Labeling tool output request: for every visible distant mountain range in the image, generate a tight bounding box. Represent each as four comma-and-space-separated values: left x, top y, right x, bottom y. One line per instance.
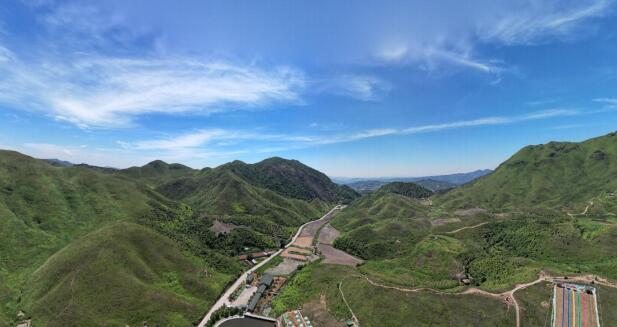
334, 169, 493, 193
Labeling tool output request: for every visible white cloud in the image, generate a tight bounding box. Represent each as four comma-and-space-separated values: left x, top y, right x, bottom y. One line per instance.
593, 97, 617, 105
479, 0, 613, 45
0, 45, 13, 62
0, 56, 305, 128
378, 45, 503, 74
374, 1, 613, 76
318, 75, 391, 101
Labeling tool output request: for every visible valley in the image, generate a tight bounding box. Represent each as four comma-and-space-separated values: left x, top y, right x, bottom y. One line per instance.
2, 131, 617, 327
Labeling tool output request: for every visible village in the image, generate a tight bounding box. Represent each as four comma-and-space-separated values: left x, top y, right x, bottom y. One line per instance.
209, 205, 362, 327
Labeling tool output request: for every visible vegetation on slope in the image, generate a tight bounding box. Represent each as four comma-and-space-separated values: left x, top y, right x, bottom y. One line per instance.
377, 182, 433, 198
156, 168, 330, 240
347, 179, 455, 193
212, 157, 359, 203
438, 131, 617, 210
0, 150, 345, 326
273, 263, 515, 327
0, 150, 159, 324
22, 223, 232, 327
119, 160, 198, 187
331, 183, 617, 292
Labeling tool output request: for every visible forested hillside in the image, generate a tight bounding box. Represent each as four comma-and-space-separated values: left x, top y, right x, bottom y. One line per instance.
0, 150, 345, 327
438, 132, 617, 211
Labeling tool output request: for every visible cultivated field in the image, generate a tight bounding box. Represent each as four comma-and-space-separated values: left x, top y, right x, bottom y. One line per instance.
553, 284, 599, 327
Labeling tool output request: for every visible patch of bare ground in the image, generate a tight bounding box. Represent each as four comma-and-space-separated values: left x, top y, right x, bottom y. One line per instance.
454, 208, 487, 216
301, 295, 346, 327
265, 258, 304, 276
318, 224, 340, 245
209, 220, 237, 235
430, 217, 461, 226
317, 244, 363, 266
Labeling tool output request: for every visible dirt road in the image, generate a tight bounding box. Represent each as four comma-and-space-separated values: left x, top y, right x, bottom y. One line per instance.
346, 272, 617, 327
444, 222, 489, 234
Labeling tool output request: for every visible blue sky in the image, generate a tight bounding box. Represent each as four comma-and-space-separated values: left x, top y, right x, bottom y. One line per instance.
1, 0, 617, 177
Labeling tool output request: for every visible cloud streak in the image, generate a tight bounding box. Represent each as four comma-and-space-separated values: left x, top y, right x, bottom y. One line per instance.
374, 0, 613, 77
479, 0, 614, 45
118, 108, 586, 159
0, 54, 305, 128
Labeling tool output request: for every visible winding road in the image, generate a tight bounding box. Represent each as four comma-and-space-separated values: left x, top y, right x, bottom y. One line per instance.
196, 205, 341, 327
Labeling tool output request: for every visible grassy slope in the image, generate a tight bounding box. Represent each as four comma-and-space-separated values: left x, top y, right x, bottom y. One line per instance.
22, 222, 230, 327
219, 157, 359, 203
330, 186, 617, 292
157, 168, 330, 240
0, 150, 341, 326
438, 132, 617, 211
273, 264, 515, 327
0, 151, 236, 326
118, 160, 198, 187
0, 150, 157, 324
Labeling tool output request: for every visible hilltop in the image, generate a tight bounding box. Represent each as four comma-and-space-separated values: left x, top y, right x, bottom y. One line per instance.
438, 131, 617, 211
0, 150, 350, 326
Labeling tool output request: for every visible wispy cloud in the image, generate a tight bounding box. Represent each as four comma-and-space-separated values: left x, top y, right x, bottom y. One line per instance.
0, 55, 305, 128
375, 43, 510, 85
377, 45, 504, 75
317, 75, 392, 101
118, 108, 586, 158
593, 97, 617, 105
478, 0, 614, 45
374, 1, 613, 78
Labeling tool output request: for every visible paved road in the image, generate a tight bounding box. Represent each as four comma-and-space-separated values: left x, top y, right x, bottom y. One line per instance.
196, 205, 341, 327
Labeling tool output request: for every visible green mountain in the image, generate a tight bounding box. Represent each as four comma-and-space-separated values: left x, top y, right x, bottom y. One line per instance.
438, 132, 617, 210
377, 182, 433, 198
0, 150, 347, 326
332, 187, 431, 260
153, 157, 357, 242
215, 157, 358, 203
22, 223, 226, 327
119, 160, 198, 186
414, 179, 457, 192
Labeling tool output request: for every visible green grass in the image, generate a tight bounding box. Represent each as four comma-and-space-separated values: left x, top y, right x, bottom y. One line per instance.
437, 131, 617, 211
20, 222, 232, 327
273, 264, 515, 327
0, 151, 156, 324
515, 282, 553, 327
597, 285, 617, 326
358, 235, 464, 289
0, 150, 341, 326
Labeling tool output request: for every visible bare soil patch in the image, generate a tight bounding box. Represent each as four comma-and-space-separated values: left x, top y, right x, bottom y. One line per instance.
210, 220, 237, 235
454, 208, 487, 216
318, 244, 363, 266
318, 224, 340, 245
292, 236, 313, 248
431, 218, 461, 226
265, 258, 304, 276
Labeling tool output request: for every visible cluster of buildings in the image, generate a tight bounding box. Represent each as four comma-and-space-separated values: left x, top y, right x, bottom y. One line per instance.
278, 310, 314, 327
247, 274, 274, 312
238, 250, 276, 266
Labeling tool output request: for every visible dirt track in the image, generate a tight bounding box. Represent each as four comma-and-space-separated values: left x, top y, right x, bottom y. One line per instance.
349, 272, 617, 327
